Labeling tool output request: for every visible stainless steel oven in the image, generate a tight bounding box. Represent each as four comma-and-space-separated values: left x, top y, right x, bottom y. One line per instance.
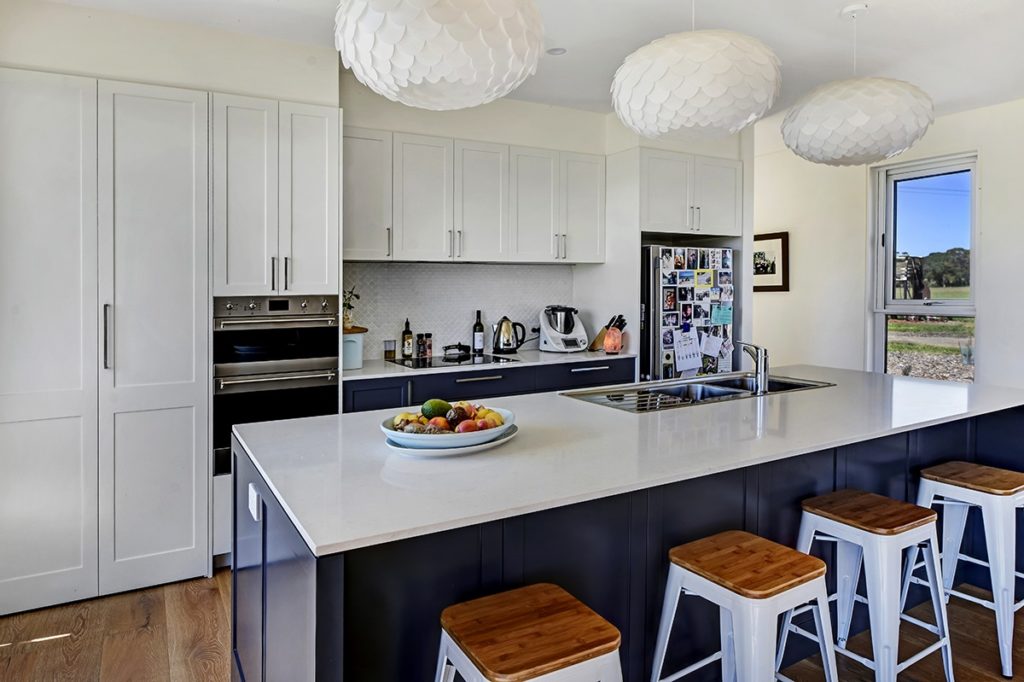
212, 295, 339, 474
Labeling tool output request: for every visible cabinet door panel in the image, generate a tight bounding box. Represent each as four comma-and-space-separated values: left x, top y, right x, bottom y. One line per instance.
342, 127, 392, 261
509, 146, 559, 261
213, 94, 278, 296
640, 149, 693, 233
393, 133, 453, 261
342, 378, 411, 413
98, 80, 209, 594
560, 152, 605, 263
455, 140, 508, 262
0, 68, 99, 614
534, 358, 635, 392
280, 102, 339, 294
693, 156, 742, 236
411, 367, 535, 403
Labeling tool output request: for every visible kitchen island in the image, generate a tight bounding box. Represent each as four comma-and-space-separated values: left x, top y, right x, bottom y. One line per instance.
232, 365, 1024, 681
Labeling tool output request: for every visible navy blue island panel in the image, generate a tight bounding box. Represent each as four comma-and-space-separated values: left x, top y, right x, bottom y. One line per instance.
232, 406, 1024, 682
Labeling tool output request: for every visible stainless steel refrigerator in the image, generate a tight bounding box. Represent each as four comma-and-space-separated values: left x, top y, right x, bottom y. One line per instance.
640, 244, 736, 381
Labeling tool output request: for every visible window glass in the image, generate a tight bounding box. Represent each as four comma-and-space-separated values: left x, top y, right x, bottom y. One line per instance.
890, 170, 972, 302
884, 315, 974, 383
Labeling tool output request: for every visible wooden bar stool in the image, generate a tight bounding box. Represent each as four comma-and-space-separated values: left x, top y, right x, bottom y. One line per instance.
650, 530, 839, 682
435, 583, 623, 682
902, 461, 1024, 678
779, 489, 954, 682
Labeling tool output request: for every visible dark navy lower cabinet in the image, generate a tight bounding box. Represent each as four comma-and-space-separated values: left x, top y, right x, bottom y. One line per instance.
342, 356, 637, 413
233, 410, 1024, 681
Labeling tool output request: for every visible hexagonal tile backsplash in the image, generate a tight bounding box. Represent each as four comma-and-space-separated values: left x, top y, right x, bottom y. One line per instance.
342, 262, 575, 359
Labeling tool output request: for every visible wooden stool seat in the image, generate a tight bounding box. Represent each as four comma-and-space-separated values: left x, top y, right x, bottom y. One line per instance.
668, 529, 825, 599
440, 583, 620, 682
801, 489, 936, 536
922, 460, 1024, 496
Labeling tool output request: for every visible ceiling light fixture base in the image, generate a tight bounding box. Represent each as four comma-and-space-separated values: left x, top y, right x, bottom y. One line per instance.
841, 4, 869, 20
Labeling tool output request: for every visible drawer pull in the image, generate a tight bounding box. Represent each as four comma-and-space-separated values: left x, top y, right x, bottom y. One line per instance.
455, 375, 503, 383
570, 366, 611, 373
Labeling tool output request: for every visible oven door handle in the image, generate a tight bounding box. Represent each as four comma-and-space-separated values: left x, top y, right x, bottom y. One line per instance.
217, 371, 337, 392
217, 316, 337, 329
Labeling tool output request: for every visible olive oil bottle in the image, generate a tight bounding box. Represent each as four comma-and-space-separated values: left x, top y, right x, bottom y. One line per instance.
401, 319, 414, 359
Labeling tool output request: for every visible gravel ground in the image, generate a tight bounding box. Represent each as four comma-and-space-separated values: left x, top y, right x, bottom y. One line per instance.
887, 350, 974, 383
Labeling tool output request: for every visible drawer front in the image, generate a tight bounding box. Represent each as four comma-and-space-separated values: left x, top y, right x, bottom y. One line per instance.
343, 377, 412, 413
534, 358, 636, 392
412, 366, 535, 404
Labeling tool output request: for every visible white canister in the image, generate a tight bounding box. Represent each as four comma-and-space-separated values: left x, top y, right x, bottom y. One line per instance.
342, 327, 367, 370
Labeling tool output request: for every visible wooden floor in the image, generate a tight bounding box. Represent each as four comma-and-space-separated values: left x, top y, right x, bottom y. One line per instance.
0, 570, 230, 682
0, 574, 1018, 681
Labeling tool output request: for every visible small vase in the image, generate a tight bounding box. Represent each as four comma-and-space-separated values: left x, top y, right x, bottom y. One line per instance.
342, 309, 355, 329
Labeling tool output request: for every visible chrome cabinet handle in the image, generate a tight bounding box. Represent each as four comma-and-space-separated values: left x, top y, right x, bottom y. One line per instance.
553, 233, 559, 260
217, 371, 336, 390
448, 230, 454, 257
570, 365, 610, 373
271, 256, 277, 291
103, 303, 112, 369
455, 375, 503, 383
696, 206, 702, 230
561, 234, 567, 260
689, 205, 694, 228
457, 230, 463, 257
386, 227, 392, 257
284, 256, 290, 290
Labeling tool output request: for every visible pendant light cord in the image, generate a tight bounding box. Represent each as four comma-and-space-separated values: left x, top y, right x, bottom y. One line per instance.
691, 0, 696, 31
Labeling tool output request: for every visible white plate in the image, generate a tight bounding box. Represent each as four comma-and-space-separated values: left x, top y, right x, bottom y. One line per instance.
381, 408, 515, 449
386, 425, 518, 458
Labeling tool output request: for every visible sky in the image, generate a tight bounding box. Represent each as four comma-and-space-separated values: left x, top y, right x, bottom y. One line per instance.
894, 170, 972, 257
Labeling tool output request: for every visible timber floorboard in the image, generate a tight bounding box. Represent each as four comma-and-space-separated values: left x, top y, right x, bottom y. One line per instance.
0, 574, 1019, 680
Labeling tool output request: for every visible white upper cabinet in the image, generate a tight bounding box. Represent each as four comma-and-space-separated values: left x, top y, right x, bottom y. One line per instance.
97, 80, 210, 594
640, 148, 694, 233
693, 155, 742, 236
560, 152, 606, 263
214, 95, 340, 295
213, 94, 278, 296
509, 146, 559, 262
0, 68, 100, 614
343, 127, 393, 261
639, 148, 742, 236
393, 133, 454, 261
455, 140, 508, 262
279, 102, 339, 294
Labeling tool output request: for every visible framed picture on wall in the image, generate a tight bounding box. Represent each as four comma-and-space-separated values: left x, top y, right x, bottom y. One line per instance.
753, 232, 790, 292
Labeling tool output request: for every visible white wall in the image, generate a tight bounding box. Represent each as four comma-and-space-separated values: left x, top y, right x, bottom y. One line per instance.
751, 112, 869, 370
0, 0, 339, 104
752, 97, 1024, 387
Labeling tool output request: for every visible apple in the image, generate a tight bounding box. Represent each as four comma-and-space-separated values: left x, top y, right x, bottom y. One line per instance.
455, 420, 479, 433
475, 419, 491, 430
428, 417, 450, 430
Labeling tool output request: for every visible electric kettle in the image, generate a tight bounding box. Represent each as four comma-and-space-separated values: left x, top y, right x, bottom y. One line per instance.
492, 316, 527, 354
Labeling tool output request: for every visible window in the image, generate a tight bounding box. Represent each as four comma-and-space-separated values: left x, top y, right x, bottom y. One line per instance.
872, 155, 977, 382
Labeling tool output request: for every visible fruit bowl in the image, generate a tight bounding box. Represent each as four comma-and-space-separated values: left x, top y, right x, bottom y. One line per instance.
381, 408, 516, 450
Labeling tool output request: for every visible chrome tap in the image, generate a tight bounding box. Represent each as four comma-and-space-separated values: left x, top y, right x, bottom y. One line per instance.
737, 342, 770, 395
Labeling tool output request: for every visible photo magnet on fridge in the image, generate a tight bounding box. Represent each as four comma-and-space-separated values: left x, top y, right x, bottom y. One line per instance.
662, 287, 677, 310
686, 248, 699, 269
662, 270, 678, 285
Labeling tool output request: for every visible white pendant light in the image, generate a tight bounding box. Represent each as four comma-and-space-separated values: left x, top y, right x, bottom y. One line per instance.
611, 4, 781, 139
334, 0, 544, 111
781, 4, 934, 166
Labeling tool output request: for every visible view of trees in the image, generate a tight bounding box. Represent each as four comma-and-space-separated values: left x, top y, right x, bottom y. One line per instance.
921, 247, 970, 287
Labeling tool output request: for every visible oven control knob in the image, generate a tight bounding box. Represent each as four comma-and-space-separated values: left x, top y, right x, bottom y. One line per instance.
247, 301, 257, 311
224, 301, 234, 311
300, 300, 308, 309
320, 299, 329, 311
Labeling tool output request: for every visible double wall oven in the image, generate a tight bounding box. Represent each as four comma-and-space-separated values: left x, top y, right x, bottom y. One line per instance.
212, 295, 340, 475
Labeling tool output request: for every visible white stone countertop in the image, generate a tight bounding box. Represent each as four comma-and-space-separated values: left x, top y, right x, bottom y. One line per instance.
341, 349, 636, 381
233, 365, 1024, 557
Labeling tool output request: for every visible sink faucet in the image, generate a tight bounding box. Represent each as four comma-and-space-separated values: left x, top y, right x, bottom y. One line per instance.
736, 342, 770, 395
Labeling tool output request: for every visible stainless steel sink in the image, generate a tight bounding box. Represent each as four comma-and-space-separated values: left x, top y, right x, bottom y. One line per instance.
564, 372, 833, 413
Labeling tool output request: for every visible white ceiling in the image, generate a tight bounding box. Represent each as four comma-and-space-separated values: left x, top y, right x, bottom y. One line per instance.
55, 0, 1024, 115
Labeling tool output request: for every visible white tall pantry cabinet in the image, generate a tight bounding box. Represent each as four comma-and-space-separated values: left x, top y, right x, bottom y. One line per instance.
0, 69, 99, 614
0, 68, 210, 614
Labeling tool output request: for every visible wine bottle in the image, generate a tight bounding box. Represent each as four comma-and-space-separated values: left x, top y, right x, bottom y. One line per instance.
401, 319, 414, 359
472, 310, 485, 356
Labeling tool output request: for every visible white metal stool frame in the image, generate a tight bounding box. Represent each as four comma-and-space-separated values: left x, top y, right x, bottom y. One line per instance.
649, 561, 839, 682
778, 511, 954, 682
902, 477, 1024, 678
435, 629, 623, 682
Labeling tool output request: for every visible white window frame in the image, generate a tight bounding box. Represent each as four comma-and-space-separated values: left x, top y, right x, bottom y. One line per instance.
869, 153, 978, 372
